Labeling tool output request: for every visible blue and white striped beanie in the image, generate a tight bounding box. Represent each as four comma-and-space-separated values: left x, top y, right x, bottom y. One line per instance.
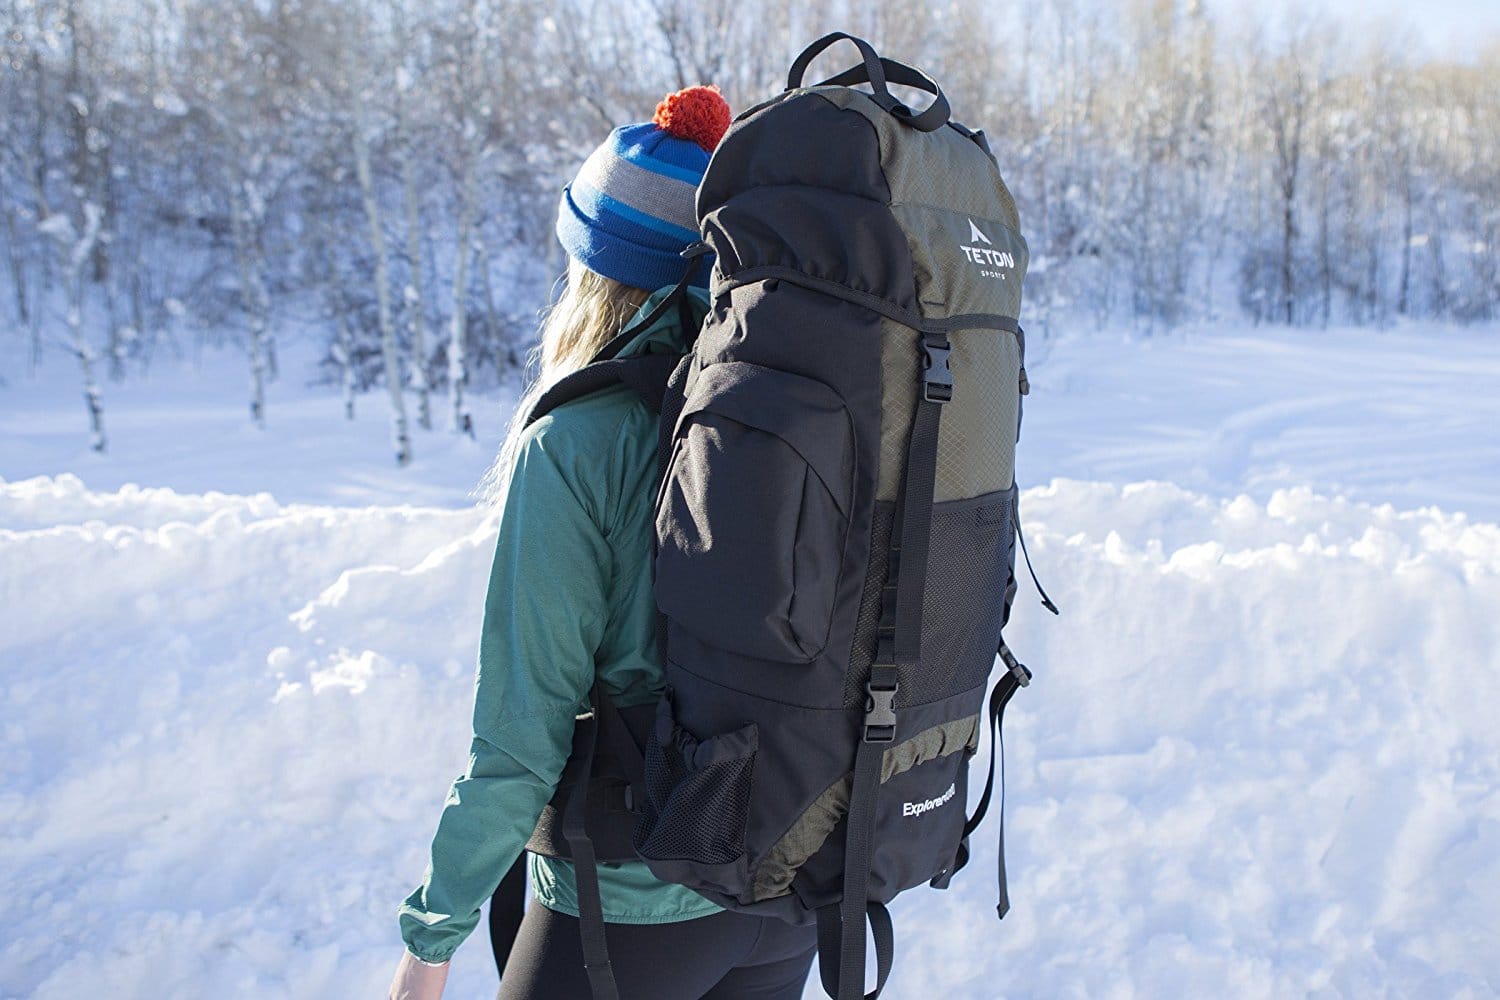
556, 85, 731, 291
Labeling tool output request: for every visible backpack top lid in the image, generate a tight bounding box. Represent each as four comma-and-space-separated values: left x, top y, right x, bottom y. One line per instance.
698, 34, 1027, 350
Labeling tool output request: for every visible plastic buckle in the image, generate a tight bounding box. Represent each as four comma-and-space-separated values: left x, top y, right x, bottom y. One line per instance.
998, 642, 1032, 688
863, 679, 899, 742
922, 341, 953, 403
1009, 659, 1032, 688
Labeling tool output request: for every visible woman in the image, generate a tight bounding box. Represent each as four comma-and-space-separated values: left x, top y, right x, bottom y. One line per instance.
387, 85, 819, 1000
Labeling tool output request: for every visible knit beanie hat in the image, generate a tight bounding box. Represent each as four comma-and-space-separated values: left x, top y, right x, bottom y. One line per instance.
556, 85, 732, 291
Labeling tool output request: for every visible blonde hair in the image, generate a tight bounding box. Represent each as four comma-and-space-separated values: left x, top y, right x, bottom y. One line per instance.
477, 258, 653, 506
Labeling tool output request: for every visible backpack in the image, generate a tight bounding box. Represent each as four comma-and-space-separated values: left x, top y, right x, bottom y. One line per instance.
512, 32, 1047, 1000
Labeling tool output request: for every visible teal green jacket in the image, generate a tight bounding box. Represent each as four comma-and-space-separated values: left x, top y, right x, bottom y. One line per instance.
399, 286, 721, 964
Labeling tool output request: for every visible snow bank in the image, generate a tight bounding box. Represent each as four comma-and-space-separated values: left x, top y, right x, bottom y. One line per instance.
2, 474, 1496, 998
910, 480, 1500, 998
1024, 323, 1500, 523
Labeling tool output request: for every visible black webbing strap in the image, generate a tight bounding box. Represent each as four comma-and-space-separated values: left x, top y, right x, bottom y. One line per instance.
947, 117, 995, 158
652, 355, 694, 669
676, 288, 697, 353
1015, 512, 1060, 616
487, 852, 528, 978
816, 58, 950, 133
559, 683, 620, 1000
524, 691, 654, 864
525, 355, 678, 429
941, 641, 1031, 917
833, 663, 896, 1000
785, 31, 950, 133
527, 243, 707, 432
525, 362, 627, 429
612, 353, 681, 416
584, 243, 708, 366
787, 32, 885, 92
893, 334, 950, 665
817, 900, 894, 1000
594, 685, 647, 812
655, 356, 693, 502
823, 332, 951, 999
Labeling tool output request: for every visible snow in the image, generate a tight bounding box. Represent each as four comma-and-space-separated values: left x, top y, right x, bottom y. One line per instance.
153, 91, 190, 117
34, 214, 74, 243
2, 323, 1499, 998
1025, 322, 1500, 523
0, 341, 505, 508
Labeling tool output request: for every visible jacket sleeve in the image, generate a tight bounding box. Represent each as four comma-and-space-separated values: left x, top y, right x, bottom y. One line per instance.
398, 418, 614, 963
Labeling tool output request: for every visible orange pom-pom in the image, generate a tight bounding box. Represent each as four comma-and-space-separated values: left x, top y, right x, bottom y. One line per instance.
653, 85, 731, 153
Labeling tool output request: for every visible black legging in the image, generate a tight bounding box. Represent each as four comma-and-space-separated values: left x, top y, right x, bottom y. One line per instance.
495, 902, 818, 1000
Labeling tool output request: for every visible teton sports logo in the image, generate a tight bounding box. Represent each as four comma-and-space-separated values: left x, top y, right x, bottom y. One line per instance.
961, 218, 1015, 279
902, 782, 958, 818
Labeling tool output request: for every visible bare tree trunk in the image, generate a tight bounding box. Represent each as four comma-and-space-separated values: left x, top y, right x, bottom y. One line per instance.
446, 1, 480, 440
352, 90, 412, 465
1279, 177, 1296, 326
1429, 190, 1449, 317
44, 203, 106, 451
129, 263, 146, 367
449, 166, 474, 439
3, 199, 29, 328
1317, 135, 1332, 328
107, 317, 126, 380
264, 323, 278, 381
399, 116, 432, 432
0, 43, 26, 339
25, 32, 52, 296
99, 132, 126, 380
1267, 71, 1304, 326
334, 308, 356, 421
392, 1, 431, 430
1, 31, 39, 370
0, 9, 21, 337
477, 236, 498, 333
228, 180, 267, 428
71, 286, 105, 452
1398, 161, 1413, 316
1202, 123, 1241, 323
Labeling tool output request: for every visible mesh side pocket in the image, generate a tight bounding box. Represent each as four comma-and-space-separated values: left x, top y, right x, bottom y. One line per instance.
902, 488, 1015, 704
845, 490, 1015, 707
639, 755, 753, 864
634, 705, 758, 871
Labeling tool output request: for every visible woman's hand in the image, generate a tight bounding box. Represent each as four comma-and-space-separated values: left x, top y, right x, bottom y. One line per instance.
388, 950, 450, 1000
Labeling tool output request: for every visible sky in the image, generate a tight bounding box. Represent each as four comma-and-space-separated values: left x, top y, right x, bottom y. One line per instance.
1207, 0, 1500, 60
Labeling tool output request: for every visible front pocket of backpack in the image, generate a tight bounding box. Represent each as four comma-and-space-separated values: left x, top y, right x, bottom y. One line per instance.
633, 700, 758, 899
876, 741, 974, 892
655, 361, 854, 663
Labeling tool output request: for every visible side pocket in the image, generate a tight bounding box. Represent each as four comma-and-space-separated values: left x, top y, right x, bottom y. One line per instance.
633, 699, 758, 899
655, 361, 854, 663
902, 488, 1016, 705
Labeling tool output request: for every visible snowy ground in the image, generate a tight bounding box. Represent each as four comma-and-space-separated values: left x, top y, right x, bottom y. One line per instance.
3, 322, 1499, 999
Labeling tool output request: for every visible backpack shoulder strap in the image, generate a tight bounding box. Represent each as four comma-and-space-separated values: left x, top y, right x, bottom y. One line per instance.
523, 353, 682, 429
526, 243, 705, 428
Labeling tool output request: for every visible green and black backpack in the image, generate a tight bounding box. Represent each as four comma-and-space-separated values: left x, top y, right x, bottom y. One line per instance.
513, 32, 1050, 1000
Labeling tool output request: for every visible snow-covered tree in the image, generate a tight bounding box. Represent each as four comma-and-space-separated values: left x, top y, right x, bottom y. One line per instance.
2, 0, 1498, 456
39, 201, 105, 451
342, 7, 413, 465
